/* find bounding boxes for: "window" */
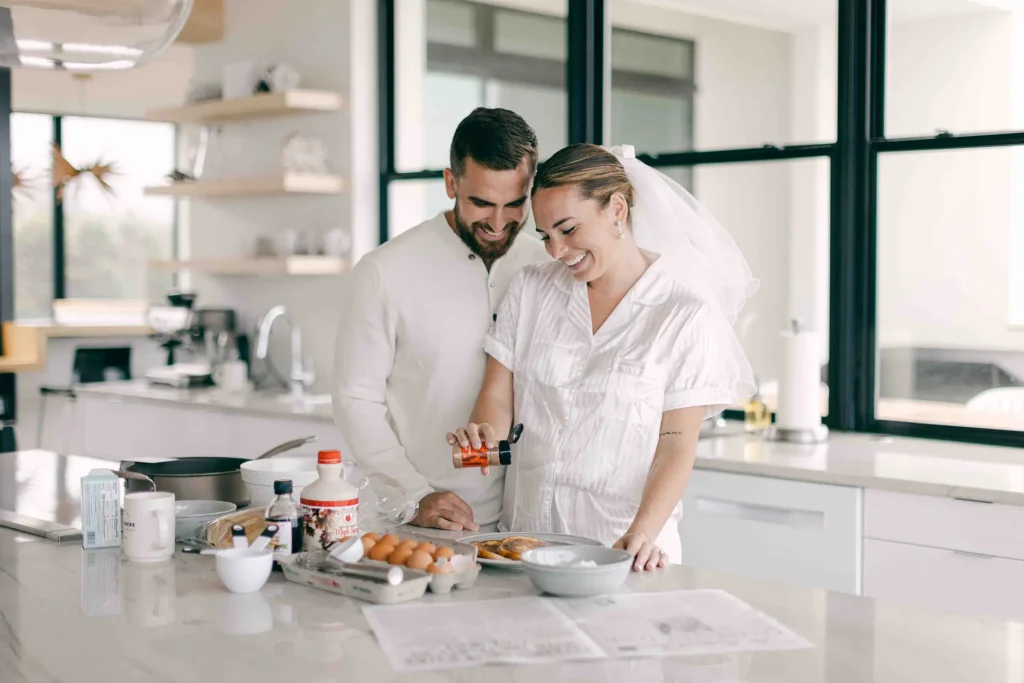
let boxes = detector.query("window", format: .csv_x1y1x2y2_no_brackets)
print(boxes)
395,0,569,173
9,113,176,318
387,0,698,236
10,113,52,319
873,1,1024,438
610,0,837,152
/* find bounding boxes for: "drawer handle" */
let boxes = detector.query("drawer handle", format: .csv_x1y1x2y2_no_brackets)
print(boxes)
694,497,825,527
952,550,994,560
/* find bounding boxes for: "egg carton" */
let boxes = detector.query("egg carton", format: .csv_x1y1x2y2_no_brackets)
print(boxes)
278,554,432,604
362,529,481,594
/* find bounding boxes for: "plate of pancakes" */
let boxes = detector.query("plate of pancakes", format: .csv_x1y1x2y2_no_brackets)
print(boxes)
461,532,603,569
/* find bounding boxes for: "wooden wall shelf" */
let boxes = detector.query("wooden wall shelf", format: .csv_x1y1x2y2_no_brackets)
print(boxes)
143,173,344,198
145,90,344,124
150,256,348,276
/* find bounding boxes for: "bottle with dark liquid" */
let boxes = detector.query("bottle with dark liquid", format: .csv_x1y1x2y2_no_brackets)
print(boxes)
266,479,302,570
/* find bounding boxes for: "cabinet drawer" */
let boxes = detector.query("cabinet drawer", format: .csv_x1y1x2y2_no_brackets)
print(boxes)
864,490,1024,561
863,538,1024,621
680,470,862,593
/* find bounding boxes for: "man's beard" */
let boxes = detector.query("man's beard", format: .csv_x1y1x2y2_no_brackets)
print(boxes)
452,201,523,262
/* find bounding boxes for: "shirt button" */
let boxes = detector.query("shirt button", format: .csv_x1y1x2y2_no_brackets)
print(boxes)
468,254,476,260
489,282,495,288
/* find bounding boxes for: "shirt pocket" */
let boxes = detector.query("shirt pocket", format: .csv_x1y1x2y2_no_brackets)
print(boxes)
523,341,579,389
601,359,667,427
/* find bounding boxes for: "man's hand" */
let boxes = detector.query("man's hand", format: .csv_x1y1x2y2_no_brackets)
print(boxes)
410,491,480,531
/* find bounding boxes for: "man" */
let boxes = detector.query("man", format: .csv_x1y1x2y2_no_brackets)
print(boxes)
333,108,548,531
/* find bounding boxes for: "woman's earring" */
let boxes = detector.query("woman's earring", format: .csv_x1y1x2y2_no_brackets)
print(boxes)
616,220,625,240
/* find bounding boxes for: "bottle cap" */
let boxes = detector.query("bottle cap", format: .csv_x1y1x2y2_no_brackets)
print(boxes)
273,479,293,495
318,449,342,464
498,441,513,466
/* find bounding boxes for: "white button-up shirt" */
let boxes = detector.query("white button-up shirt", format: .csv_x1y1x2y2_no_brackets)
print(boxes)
333,212,549,526
484,256,747,560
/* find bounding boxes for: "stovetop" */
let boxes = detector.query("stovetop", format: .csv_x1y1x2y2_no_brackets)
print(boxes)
0,450,122,542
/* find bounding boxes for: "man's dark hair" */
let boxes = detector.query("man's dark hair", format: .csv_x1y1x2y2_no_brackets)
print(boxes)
449,107,539,179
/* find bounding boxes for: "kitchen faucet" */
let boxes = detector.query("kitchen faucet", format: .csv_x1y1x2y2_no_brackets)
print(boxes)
255,305,314,402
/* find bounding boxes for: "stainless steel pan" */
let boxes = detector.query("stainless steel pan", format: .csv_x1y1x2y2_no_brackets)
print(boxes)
117,436,316,506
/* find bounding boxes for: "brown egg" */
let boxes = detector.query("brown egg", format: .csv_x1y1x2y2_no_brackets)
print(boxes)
360,536,377,553
368,542,395,562
389,547,414,566
363,533,381,542
406,550,433,571
426,561,454,574
415,542,437,556
433,546,454,562
380,534,400,546
396,539,418,552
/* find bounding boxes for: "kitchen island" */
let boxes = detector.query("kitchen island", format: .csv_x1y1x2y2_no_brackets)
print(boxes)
0,526,1020,683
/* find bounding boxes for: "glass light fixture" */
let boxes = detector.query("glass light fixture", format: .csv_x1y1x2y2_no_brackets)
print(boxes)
0,0,194,71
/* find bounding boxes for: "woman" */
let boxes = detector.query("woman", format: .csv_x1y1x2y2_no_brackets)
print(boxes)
446,144,757,571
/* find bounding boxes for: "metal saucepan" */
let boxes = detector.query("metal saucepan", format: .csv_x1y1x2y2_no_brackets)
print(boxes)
116,436,317,506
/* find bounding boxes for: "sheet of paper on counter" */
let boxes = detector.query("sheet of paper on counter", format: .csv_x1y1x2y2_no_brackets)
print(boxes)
557,589,813,658
364,590,810,673
362,596,604,673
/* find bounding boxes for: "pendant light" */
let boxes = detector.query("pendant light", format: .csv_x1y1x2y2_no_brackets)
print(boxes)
0,0,194,71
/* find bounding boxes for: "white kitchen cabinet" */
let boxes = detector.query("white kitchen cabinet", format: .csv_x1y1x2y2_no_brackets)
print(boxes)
68,395,347,462
863,538,1024,622
679,470,863,594
864,489,1024,561
862,489,1024,620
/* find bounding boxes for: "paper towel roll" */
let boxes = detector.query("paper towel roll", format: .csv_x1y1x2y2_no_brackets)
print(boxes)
776,324,822,431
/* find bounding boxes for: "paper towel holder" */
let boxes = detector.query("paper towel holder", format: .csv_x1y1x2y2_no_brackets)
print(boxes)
765,423,829,444
765,317,829,444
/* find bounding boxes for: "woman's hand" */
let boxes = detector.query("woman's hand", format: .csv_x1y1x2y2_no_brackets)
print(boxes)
446,422,497,475
613,531,667,572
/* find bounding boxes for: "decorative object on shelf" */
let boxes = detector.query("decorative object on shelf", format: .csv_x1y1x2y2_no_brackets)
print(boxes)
266,63,301,92
168,125,213,183
324,228,351,258
281,133,328,174
254,236,277,258
51,144,119,202
1,0,193,71
222,61,257,100
279,229,311,256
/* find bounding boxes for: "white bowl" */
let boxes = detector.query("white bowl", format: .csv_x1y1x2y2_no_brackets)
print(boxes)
174,500,237,541
240,456,318,507
520,546,632,597
215,548,275,594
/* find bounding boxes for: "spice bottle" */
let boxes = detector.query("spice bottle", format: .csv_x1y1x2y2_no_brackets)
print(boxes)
452,423,523,469
266,479,302,566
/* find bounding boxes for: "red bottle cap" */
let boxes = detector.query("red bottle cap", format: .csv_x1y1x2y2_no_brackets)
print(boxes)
317,450,342,464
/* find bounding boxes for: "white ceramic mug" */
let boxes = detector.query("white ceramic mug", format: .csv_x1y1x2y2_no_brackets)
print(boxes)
123,491,175,563
213,360,249,393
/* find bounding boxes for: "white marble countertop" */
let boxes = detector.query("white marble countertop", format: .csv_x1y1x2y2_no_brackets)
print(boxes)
73,380,334,422
71,381,1024,505
1,527,1021,683
695,430,1024,505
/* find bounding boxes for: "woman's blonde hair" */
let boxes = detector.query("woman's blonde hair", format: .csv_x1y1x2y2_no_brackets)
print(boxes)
532,143,634,211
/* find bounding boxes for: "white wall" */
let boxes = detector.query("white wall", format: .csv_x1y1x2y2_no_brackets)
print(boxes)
612,0,794,382
877,11,1024,352
185,0,377,394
